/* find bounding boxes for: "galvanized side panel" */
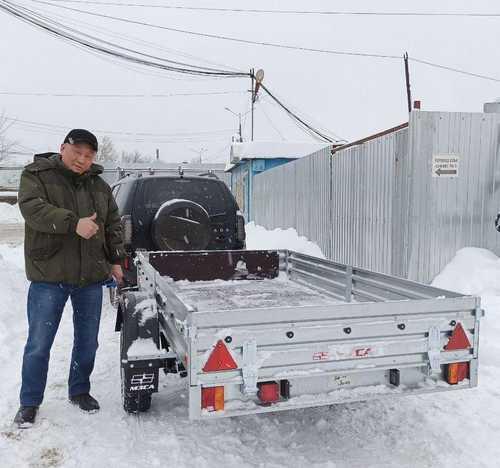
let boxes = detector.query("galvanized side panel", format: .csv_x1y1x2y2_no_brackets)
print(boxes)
252,150,332,258
330,128,407,275
406,111,500,282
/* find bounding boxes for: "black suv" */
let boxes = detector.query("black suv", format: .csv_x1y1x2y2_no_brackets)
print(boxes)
111,173,246,284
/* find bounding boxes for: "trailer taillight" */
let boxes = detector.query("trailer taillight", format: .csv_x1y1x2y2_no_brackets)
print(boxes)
202,340,237,372
258,382,280,404
445,322,471,385
201,386,224,412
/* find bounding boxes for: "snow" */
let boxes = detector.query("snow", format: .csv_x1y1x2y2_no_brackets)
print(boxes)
0,202,24,223
127,337,164,358
175,275,338,311
245,222,326,258
1,217,500,466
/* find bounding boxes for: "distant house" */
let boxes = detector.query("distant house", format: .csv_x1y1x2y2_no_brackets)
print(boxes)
226,141,329,221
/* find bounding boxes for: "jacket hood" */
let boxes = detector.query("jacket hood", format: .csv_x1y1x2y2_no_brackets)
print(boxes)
28,152,103,176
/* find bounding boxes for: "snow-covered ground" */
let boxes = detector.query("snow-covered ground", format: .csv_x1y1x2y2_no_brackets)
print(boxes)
1,217,500,467
0,202,24,223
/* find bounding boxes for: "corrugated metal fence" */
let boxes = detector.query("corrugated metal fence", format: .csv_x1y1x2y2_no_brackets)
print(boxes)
253,111,500,283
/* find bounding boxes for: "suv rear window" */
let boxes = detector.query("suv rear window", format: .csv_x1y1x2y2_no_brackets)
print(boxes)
142,178,230,215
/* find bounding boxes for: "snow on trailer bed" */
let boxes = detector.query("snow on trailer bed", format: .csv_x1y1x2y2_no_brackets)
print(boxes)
173,274,340,311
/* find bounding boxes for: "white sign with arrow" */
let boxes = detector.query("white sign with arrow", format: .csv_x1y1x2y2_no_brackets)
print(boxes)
432,154,459,178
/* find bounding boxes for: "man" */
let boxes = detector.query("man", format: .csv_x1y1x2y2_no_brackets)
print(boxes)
14,129,125,428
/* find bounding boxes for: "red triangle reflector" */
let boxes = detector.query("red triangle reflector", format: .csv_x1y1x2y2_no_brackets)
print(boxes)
203,340,238,372
445,323,471,350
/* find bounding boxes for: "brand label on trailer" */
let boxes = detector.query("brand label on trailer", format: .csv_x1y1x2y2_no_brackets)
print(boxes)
353,347,372,358
334,375,351,386
432,154,459,178
313,351,330,361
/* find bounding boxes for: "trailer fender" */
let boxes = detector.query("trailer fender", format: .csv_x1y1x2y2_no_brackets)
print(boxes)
119,291,160,360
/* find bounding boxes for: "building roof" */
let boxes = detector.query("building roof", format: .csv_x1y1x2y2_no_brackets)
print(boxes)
229,141,329,165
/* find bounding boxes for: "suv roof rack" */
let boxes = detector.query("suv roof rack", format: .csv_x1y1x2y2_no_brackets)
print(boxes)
197,170,219,180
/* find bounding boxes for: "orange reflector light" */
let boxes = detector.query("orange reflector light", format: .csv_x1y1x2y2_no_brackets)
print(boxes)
201,386,224,412
202,340,238,372
445,322,471,385
447,362,469,385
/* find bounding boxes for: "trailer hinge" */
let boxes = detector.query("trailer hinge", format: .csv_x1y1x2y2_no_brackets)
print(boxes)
427,326,441,374
185,325,197,339
241,339,258,396
473,307,485,318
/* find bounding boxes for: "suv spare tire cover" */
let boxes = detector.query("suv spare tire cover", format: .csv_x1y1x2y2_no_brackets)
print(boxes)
152,199,211,251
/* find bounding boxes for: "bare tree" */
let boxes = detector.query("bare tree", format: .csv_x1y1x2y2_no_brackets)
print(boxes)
96,135,118,162
0,112,17,162
121,149,151,164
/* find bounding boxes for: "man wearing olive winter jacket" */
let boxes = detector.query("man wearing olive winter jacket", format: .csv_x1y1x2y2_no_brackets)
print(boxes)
14,129,125,428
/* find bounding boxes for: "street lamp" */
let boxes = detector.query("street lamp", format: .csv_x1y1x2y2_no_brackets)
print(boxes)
224,107,242,142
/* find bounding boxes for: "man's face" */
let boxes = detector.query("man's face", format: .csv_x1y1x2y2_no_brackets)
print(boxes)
60,142,96,174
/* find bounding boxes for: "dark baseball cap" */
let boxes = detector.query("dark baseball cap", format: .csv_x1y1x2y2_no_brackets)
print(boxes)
63,129,98,152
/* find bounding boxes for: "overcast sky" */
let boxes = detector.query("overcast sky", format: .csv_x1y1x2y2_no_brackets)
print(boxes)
1,0,498,163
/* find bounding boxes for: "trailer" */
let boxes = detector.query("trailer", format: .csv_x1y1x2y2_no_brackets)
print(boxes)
116,249,482,419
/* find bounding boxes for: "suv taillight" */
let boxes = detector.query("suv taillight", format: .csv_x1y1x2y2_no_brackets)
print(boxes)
121,215,133,247
236,214,246,243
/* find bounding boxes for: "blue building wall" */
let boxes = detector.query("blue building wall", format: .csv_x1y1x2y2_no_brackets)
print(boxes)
229,158,294,222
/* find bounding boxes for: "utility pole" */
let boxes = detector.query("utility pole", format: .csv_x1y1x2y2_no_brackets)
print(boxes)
155,148,159,160
250,68,255,141
404,52,412,114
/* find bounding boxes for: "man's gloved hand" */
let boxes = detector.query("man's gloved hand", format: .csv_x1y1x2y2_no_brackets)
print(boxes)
495,213,500,232
76,213,99,239
111,264,124,286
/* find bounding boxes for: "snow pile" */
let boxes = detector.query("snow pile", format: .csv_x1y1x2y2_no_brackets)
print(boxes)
0,202,24,223
432,247,500,296
245,222,325,258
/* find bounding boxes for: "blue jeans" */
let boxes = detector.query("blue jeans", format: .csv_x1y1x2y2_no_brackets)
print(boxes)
20,282,103,407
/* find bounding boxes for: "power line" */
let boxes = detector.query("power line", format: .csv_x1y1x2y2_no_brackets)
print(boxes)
6,116,235,138
259,84,339,143
258,101,286,141
29,0,500,82
36,1,500,18
30,0,242,74
410,57,500,83
30,0,402,60
0,90,245,97
0,0,248,77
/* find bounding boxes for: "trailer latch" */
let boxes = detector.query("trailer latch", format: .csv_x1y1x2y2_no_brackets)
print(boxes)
427,326,441,374
241,339,258,395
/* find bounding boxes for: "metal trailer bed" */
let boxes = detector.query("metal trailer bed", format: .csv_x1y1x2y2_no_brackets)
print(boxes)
118,249,482,420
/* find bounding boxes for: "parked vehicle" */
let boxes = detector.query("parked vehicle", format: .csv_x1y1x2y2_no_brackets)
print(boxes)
111,171,246,286
116,249,482,419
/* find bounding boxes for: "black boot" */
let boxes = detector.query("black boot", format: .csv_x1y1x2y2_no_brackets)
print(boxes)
69,393,100,412
13,406,38,428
